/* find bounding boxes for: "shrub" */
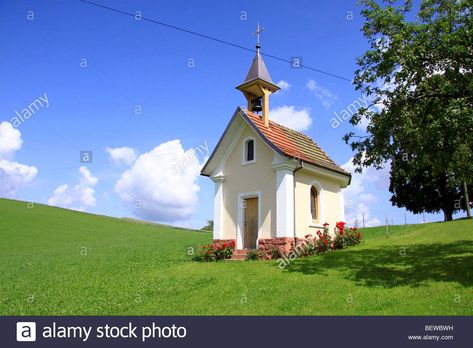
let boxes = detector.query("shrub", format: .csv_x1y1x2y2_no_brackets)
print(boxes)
269,246,285,259
344,227,362,247
246,249,264,261
333,222,362,248
199,240,235,262
295,222,362,258
314,227,332,254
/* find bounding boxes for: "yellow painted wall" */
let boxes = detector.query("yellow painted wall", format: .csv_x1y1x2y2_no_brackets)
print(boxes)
294,170,343,236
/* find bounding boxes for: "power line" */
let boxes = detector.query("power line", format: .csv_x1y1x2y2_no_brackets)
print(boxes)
80,0,352,82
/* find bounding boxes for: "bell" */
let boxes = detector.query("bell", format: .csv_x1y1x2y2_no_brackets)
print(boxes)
251,97,263,112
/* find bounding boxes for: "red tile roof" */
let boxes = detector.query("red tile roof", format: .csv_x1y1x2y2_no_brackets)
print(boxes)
242,109,350,177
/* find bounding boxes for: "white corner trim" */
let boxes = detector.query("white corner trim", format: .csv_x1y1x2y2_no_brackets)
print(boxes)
211,175,226,183
308,180,326,227
275,168,295,238
272,153,298,171
236,191,262,250
340,188,345,222
241,136,256,165
212,178,225,240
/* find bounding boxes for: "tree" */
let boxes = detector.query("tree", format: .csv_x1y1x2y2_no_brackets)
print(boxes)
389,153,471,221
344,0,473,220
201,220,214,231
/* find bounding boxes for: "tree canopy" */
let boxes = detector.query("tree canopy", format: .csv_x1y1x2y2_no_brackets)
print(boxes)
345,0,473,220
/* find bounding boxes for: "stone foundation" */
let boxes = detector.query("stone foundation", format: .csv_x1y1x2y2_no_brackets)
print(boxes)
258,237,296,259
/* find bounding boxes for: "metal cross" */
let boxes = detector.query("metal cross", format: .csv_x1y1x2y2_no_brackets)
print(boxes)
253,23,264,45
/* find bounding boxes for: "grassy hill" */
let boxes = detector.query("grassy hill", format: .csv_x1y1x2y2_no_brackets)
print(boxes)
0,198,472,315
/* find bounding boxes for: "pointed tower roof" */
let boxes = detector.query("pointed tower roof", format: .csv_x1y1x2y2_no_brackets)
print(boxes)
242,49,274,85
236,24,280,93
236,46,280,92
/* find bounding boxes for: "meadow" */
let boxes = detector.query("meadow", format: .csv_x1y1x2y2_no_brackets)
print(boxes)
0,198,472,315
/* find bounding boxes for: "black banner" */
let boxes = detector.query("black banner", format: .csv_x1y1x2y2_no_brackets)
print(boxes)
4,316,472,347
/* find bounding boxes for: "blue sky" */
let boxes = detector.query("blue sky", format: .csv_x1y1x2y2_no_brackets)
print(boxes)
0,0,450,228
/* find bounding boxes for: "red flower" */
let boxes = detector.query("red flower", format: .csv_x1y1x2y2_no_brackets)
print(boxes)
323,222,329,226
305,234,312,239
206,251,211,255
339,229,344,236
323,240,328,245
357,232,361,239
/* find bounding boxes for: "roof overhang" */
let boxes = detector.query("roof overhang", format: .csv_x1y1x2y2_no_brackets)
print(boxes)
236,78,280,95
300,161,351,188
201,107,249,177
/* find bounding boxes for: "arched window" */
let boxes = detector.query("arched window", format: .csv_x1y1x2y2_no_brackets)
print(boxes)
243,138,255,163
310,186,319,221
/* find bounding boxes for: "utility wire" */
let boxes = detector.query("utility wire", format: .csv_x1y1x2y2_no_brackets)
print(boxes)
80,0,352,82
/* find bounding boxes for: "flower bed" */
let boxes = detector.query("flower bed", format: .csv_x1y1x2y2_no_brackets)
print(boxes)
256,221,361,261
198,240,235,262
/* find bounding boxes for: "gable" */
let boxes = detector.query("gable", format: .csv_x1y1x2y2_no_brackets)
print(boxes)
200,107,279,177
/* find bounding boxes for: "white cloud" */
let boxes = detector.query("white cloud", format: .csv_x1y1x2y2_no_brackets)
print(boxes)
105,146,137,166
48,166,98,211
0,121,38,197
276,80,291,91
270,105,312,131
356,115,371,131
79,166,98,186
0,121,23,159
306,79,338,109
115,140,203,222
0,160,38,198
358,192,377,204
345,202,381,227
342,157,390,227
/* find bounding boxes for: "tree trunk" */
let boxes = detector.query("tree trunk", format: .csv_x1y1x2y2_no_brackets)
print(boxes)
463,181,471,219
443,209,453,221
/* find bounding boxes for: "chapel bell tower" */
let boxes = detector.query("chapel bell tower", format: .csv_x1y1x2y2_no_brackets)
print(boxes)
236,24,280,127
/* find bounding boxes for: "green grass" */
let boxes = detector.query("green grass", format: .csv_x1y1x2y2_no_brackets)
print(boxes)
1,198,472,315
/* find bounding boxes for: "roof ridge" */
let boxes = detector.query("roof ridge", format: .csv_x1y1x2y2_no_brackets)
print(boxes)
245,109,344,167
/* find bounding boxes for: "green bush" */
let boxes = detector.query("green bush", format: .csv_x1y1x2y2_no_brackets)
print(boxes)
246,249,264,261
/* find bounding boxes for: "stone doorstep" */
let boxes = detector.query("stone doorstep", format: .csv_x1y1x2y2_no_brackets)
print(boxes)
228,248,250,261
228,254,247,261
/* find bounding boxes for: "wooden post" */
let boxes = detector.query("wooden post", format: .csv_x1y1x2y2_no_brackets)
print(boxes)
385,213,389,238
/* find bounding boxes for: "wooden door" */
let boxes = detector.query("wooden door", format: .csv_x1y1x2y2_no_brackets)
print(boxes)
244,198,258,249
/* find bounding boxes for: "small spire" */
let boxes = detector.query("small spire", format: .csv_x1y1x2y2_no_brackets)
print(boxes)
253,23,264,52
237,23,279,127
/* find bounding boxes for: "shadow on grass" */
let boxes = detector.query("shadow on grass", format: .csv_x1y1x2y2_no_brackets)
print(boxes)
284,241,473,288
